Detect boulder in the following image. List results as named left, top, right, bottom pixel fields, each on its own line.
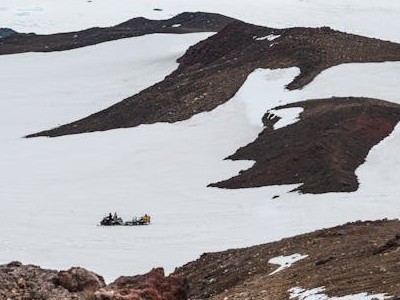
left=57, top=267, right=106, bottom=296
left=94, top=268, right=189, bottom=300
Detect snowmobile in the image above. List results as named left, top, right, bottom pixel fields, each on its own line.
left=99, top=215, right=151, bottom=226
left=100, top=216, right=124, bottom=226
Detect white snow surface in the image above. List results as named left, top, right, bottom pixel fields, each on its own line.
left=2, top=0, right=400, bottom=285
left=1, top=0, right=400, bottom=43
left=268, top=253, right=308, bottom=275
left=2, top=46, right=400, bottom=281
left=269, top=107, right=304, bottom=130
left=255, top=34, right=281, bottom=41
left=289, top=287, right=390, bottom=300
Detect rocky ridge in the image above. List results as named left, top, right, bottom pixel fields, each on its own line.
left=0, top=12, right=236, bottom=55
left=26, top=20, right=400, bottom=138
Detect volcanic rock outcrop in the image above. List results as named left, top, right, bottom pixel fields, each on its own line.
left=0, top=263, right=187, bottom=300
left=27, top=20, right=400, bottom=138
left=211, top=97, right=400, bottom=193
left=0, top=262, right=105, bottom=299
left=0, top=12, right=236, bottom=55
left=94, top=268, right=188, bottom=300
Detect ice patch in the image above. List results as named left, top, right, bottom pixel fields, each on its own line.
left=289, top=286, right=390, bottom=300
left=268, top=253, right=308, bottom=275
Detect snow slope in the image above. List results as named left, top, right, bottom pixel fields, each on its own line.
left=1, top=0, right=400, bottom=286
left=1, top=39, right=400, bottom=281
left=1, top=0, right=400, bottom=43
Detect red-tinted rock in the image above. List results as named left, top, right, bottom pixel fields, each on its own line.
left=211, top=97, right=400, bottom=193
left=94, top=268, right=189, bottom=300
left=57, top=267, right=106, bottom=295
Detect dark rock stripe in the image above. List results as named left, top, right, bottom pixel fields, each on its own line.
left=0, top=12, right=236, bottom=55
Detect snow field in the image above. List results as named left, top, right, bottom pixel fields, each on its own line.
left=2, top=41, right=400, bottom=281
left=1, top=0, right=400, bottom=286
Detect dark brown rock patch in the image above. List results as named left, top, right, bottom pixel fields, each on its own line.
left=0, top=264, right=187, bottom=300
left=94, top=268, right=188, bottom=300
left=0, top=12, right=236, bottom=55
left=211, top=97, right=400, bottom=194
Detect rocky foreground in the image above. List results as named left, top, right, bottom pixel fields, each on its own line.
left=0, top=263, right=187, bottom=300
left=2, top=219, right=400, bottom=299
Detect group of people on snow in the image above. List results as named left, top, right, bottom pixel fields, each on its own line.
left=102, top=212, right=151, bottom=226
left=107, top=212, right=119, bottom=222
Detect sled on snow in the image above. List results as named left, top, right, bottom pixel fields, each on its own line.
left=99, top=215, right=151, bottom=226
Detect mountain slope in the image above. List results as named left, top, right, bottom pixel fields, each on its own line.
left=174, top=219, right=400, bottom=300
left=27, top=21, right=400, bottom=138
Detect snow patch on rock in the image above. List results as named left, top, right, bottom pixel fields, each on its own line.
left=268, top=253, right=308, bottom=275
left=289, top=286, right=390, bottom=300
left=269, top=107, right=304, bottom=129
left=255, top=34, right=281, bottom=41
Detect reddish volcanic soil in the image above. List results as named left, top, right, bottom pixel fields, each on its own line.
left=211, top=97, right=400, bottom=194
